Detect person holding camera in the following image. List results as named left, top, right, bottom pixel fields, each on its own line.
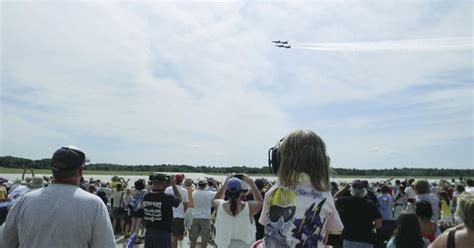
left=164, top=174, right=189, bottom=248
left=142, top=174, right=182, bottom=248
left=213, top=173, right=263, bottom=248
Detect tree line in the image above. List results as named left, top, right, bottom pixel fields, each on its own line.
left=0, top=155, right=473, bottom=177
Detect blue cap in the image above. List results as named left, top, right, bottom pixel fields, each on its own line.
left=227, top=178, right=242, bottom=192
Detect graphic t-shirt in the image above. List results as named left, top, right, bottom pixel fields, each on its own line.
left=377, top=193, right=394, bottom=220
left=259, top=175, right=343, bottom=248
left=165, top=185, right=188, bottom=218
left=143, top=191, right=180, bottom=232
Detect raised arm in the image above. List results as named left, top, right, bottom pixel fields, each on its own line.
left=213, top=173, right=234, bottom=208
left=170, top=176, right=182, bottom=203
left=243, top=174, right=263, bottom=217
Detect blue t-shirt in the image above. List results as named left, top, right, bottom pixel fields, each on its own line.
left=377, top=193, right=393, bottom=220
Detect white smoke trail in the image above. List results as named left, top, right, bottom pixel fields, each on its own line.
left=291, top=37, right=473, bottom=52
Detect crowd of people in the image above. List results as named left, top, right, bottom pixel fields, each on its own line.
left=0, top=129, right=473, bottom=248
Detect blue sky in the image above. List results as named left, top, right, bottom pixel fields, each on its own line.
left=1, top=1, right=472, bottom=169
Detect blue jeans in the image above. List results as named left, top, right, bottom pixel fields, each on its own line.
left=343, top=239, right=373, bottom=248
left=145, top=228, right=172, bottom=248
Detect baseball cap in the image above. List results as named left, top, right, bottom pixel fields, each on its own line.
left=352, top=180, right=364, bottom=189
left=227, top=178, right=242, bottom=193
left=198, top=178, right=207, bottom=185
left=175, top=174, right=184, bottom=184
left=184, top=178, right=193, bottom=186
left=51, top=146, right=87, bottom=178
left=151, top=174, right=168, bottom=183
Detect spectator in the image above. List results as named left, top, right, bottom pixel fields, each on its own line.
left=452, top=184, right=465, bottom=218
left=165, top=174, right=189, bottom=248
left=123, top=188, right=133, bottom=238
left=245, top=178, right=266, bottom=241
left=465, top=179, right=474, bottom=193
left=184, top=178, right=195, bottom=239
left=377, top=185, right=394, bottom=220
left=1, top=146, right=115, bottom=248
left=129, top=179, right=146, bottom=241
left=142, top=174, right=182, bottom=248
left=414, top=179, right=439, bottom=223
left=430, top=193, right=474, bottom=248
left=336, top=180, right=382, bottom=248
left=190, top=178, right=216, bottom=248
left=404, top=178, right=416, bottom=212
left=415, top=200, right=440, bottom=243
left=258, top=129, right=343, bottom=248
left=214, top=175, right=263, bottom=248
left=439, top=191, right=453, bottom=227
left=393, top=187, right=405, bottom=219
left=111, top=183, right=125, bottom=235
left=386, top=213, right=429, bottom=248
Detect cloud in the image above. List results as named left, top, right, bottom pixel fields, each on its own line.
left=1, top=1, right=472, bottom=169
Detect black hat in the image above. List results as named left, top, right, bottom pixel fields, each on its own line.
left=151, top=174, right=168, bottom=183
left=51, top=146, right=86, bottom=178
left=351, top=180, right=365, bottom=189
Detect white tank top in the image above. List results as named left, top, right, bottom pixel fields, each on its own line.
left=214, top=200, right=255, bottom=247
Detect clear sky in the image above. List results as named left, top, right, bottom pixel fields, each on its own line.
left=1, top=1, right=473, bottom=169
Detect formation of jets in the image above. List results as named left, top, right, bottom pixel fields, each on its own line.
left=272, top=40, right=291, bottom=49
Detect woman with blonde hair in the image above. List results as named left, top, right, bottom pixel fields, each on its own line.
left=255, top=129, right=343, bottom=248
left=431, top=193, right=474, bottom=248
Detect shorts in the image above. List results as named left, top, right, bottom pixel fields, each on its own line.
left=145, top=228, right=172, bottom=248
left=172, top=218, right=185, bottom=237
left=131, top=209, right=144, bottom=218
left=112, top=208, right=124, bottom=219
left=190, top=218, right=211, bottom=241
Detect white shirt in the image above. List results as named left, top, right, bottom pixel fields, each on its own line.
left=1, top=184, right=115, bottom=248
left=192, top=189, right=216, bottom=219
left=405, top=186, right=416, bottom=199
left=165, top=185, right=189, bottom=218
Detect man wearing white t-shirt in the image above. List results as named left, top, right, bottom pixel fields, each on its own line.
left=404, top=178, right=416, bottom=212
left=190, top=178, right=216, bottom=248
left=165, top=174, right=189, bottom=248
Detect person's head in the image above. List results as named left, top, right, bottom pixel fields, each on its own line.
left=408, top=178, right=415, bottom=186
left=88, top=184, right=97, bottom=193
left=277, top=129, right=330, bottom=191
left=415, top=200, right=433, bottom=221
left=51, top=146, right=86, bottom=185
left=197, top=178, right=207, bottom=189
left=395, top=180, right=401, bottom=186
left=456, top=193, right=474, bottom=230
left=394, top=213, right=424, bottom=248
left=175, top=174, right=184, bottom=185
left=413, top=180, right=430, bottom=195
left=184, top=178, right=193, bottom=187
left=466, top=179, right=474, bottom=187
left=381, top=185, right=390, bottom=194
left=456, top=184, right=465, bottom=193
left=150, top=174, right=169, bottom=192
left=134, top=179, right=145, bottom=191
left=115, top=183, right=122, bottom=191
left=351, top=180, right=367, bottom=198
left=226, top=178, right=242, bottom=216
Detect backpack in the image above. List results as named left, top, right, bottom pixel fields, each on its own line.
left=128, top=191, right=144, bottom=212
